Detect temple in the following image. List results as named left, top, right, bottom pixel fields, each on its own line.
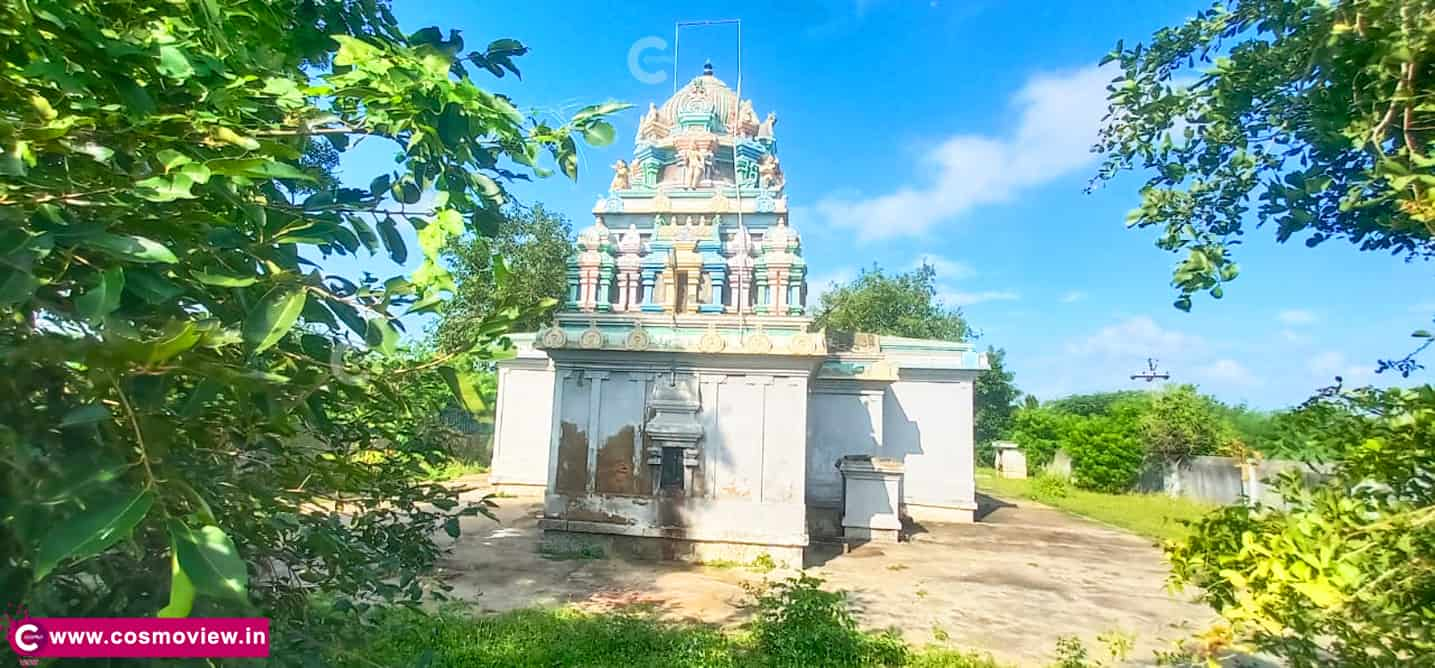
left=489, top=63, right=989, bottom=566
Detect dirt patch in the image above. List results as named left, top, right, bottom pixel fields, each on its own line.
left=440, top=482, right=1213, bottom=666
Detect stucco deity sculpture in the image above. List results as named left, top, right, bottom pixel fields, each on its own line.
left=681, top=146, right=711, bottom=190
left=614, top=224, right=643, bottom=311
left=736, top=100, right=759, bottom=137
left=761, top=216, right=799, bottom=313
left=637, top=102, right=667, bottom=142
left=726, top=225, right=755, bottom=313
left=758, top=111, right=777, bottom=139
left=758, top=154, right=785, bottom=191
left=609, top=159, right=630, bottom=192
left=575, top=218, right=611, bottom=312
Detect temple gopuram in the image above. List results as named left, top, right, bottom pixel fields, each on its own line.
left=489, top=63, right=989, bottom=566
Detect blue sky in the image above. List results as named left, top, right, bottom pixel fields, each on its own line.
left=334, top=0, right=1433, bottom=410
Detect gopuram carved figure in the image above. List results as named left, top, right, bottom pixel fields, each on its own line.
left=736, top=100, right=759, bottom=137
left=609, top=159, right=630, bottom=192
left=758, top=111, right=777, bottom=139
left=759, top=154, right=785, bottom=191
left=681, top=146, right=711, bottom=190
left=637, top=102, right=667, bottom=141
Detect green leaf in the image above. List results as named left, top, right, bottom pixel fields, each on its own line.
left=350, top=216, right=380, bottom=254
left=156, top=149, right=192, bottom=171
left=33, top=488, right=155, bottom=581
left=157, top=552, right=196, bottom=618
left=75, top=266, right=125, bottom=322
left=365, top=317, right=399, bottom=355
left=135, top=174, right=198, bottom=202
left=378, top=217, right=407, bottom=264
left=243, top=286, right=306, bottom=353
left=60, top=403, right=111, bottom=427
left=192, top=269, right=257, bottom=287
left=471, top=173, right=502, bottom=204
left=87, top=234, right=179, bottom=263
left=437, top=103, right=467, bottom=147
left=0, top=267, right=39, bottom=305
left=438, top=365, right=485, bottom=413
left=444, top=517, right=461, bottom=539
left=167, top=521, right=248, bottom=602
left=582, top=121, right=616, bottom=147
left=208, top=158, right=313, bottom=181
left=572, top=101, right=630, bottom=124
left=157, top=45, right=196, bottom=80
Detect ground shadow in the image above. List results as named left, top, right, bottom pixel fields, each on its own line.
left=974, top=491, right=1017, bottom=521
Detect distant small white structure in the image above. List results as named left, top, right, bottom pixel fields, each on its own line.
left=837, top=456, right=905, bottom=543
left=993, top=441, right=1027, bottom=479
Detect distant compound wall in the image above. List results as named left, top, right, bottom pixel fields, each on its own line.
left=1133, top=455, right=1330, bottom=506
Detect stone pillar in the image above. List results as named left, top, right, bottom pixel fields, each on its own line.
left=837, top=455, right=904, bottom=543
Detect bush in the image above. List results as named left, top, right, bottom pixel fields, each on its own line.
left=1141, top=385, right=1235, bottom=463
left=749, top=572, right=908, bottom=666
left=1010, top=407, right=1073, bottom=469
left=1029, top=473, right=1073, bottom=503
left=1168, top=386, right=1435, bottom=666
left=1064, top=415, right=1146, bottom=493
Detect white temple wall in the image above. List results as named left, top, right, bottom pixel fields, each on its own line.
left=806, top=381, right=885, bottom=508
left=884, top=370, right=980, bottom=523
left=537, top=354, right=815, bottom=565
left=489, top=357, right=554, bottom=491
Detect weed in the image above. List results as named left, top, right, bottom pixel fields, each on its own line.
left=539, top=544, right=605, bottom=561
left=1029, top=473, right=1072, bottom=503
left=749, top=552, right=777, bottom=573
left=748, top=572, right=908, bottom=666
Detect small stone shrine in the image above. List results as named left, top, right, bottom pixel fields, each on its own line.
left=489, top=63, right=989, bottom=566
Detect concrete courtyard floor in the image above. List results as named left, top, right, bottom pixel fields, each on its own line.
left=436, top=480, right=1214, bottom=666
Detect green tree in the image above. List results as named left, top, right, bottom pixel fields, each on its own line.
left=433, top=203, right=573, bottom=352
left=1093, top=0, right=1435, bottom=315
left=813, top=264, right=970, bottom=341
left=974, top=347, right=1020, bottom=464
left=1098, top=1, right=1435, bottom=662
left=1063, top=397, right=1149, bottom=493
left=812, top=263, right=1021, bottom=454
left=0, top=0, right=622, bottom=657
left=1141, top=384, right=1235, bottom=463
left=1010, top=406, right=1073, bottom=470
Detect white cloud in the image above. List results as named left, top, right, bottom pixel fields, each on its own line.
left=1307, top=350, right=1376, bottom=385
left=1281, top=329, right=1313, bottom=345
left=1196, top=359, right=1261, bottom=387
left=942, top=289, right=1019, bottom=307
left=1060, top=290, right=1087, bottom=303
left=1278, top=309, right=1318, bottom=325
left=911, top=253, right=973, bottom=280
left=812, top=64, right=1114, bottom=239
left=1066, top=315, right=1204, bottom=360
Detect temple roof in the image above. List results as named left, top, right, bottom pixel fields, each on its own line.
left=657, top=64, right=742, bottom=135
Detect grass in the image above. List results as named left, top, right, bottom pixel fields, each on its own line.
left=700, top=553, right=778, bottom=573
left=342, top=606, right=1007, bottom=668
left=976, top=467, right=1215, bottom=542
left=421, top=458, right=490, bottom=482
